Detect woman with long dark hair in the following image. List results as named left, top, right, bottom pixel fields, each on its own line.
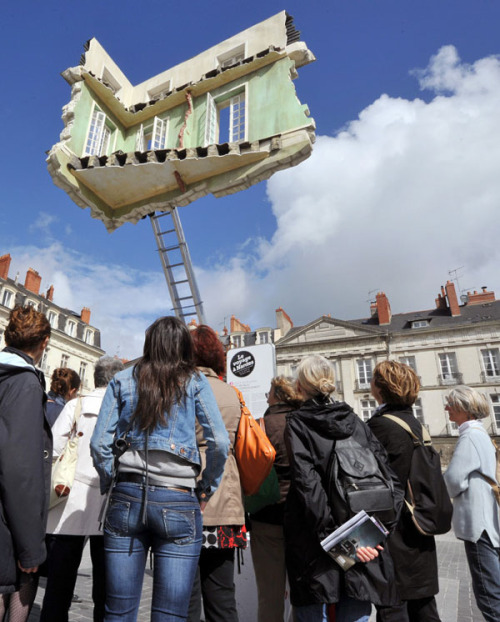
left=90, top=316, right=229, bottom=622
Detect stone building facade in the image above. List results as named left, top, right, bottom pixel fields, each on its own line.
left=0, top=254, right=105, bottom=390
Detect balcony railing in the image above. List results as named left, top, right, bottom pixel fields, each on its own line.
left=355, top=380, right=372, bottom=392
left=438, top=372, right=463, bottom=386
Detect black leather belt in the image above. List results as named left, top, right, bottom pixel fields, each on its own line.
left=116, top=472, right=192, bottom=493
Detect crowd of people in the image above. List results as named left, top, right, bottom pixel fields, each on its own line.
left=1, top=305, right=499, bottom=622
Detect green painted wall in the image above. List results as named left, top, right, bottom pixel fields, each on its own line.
left=68, top=57, right=310, bottom=156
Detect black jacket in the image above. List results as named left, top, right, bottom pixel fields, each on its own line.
left=250, top=402, right=293, bottom=525
left=368, top=404, right=439, bottom=600
left=0, top=347, right=52, bottom=593
left=284, top=397, right=402, bottom=607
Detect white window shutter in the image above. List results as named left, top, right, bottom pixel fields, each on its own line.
left=204, top=93, right=217, bottom=146
left=136, top=124, right=145, bottom=151
left=152, top=117, right=167, bottom=149
left=85, top=109, right=107, bottom=156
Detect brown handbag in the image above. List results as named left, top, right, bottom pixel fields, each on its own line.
left=232, top=386, right=276, bottom=496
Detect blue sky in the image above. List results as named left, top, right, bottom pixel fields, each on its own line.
left=1, top=1, right=500, bottom=357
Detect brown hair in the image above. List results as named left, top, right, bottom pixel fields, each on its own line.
left=372, top=360, right=420, bottom=407
left=50, top=368, right=81, bottom=398
left=191, top=325, right=226, bottom=376
left=271, top=376, right=302, bottom=408
left=4, top=306, right=51, bottom=352
left=133, top=316, right=196, bottom=431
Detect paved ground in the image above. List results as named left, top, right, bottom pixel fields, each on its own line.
left=28, top=531, right=483, bottom=621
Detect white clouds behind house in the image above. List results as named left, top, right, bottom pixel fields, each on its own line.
left=202, top=45, right=500, bottom=327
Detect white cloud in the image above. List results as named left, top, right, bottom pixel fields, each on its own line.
left=29, top=212, right=58, bottom=237
left=202, top=45, right=500, bottom=328
left=7, top=243, right=169, bottom=359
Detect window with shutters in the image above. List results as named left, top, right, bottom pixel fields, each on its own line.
left=136, top=116, right=169, bottom=151
left=204, top=87, right=247, bottom=146
left=84, top=106, right=115, bottom=156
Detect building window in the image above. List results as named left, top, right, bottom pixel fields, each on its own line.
left=232, top=335, right=242, bottom=349
left=204, top=89, right=246, bottom=145
left=411, top=320, right=430, bottom=329
left=41, top=348, right=50, bottom=374
left=217, top=44, right=245, bottom=69
left=66, top=320, right=76, bottom=337
left=79, top=362, right=87, bottom=387
left=48, top=311, right=58, bottom=328
left=439, top=352, right=460, bottom=384
left=356, top=359, right=373, bottom=389
left=412, top=398, right=427, bottom=428
left=147, top=80, right=171, bottom=101
left=400, top=355, right=417, bottom=371
left=84, top=107, right=114, bottom=156
left=482, top=349, right=500, bottom=378
left=258, top=332, right=269, bottom=345
left=136, top=116, right=169, bottom=151
left=84, top=329, right=94, bottom=345
left=490, top=395, right=500, bottom=429
left=1, top=289, right=13, bottom=308
left=359, top=399, right=377, bottom=422
left=101, top=67, right=122, bottom=94
left=60, top=354, right=70, bottom=368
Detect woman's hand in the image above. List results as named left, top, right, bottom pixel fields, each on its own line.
left=356, top=544, right=383, bottom=563
left=18, top=561, right=38, bottom=574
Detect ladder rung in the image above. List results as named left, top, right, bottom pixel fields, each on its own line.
left=167, top=262, right=184, bottom=268
left=177, top=295, right=194, bottom=301
left=158, top=228, right=176, bottom=235
left=172, top=279, right=189, bottom=285
left=159, top=245, right=180, bottom=252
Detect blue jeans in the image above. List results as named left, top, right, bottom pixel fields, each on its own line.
left=103, top=482, right=202, bottom=622
left=293, top=596, right=371, bottom=622
left=464, top=530, right=500, bottom=622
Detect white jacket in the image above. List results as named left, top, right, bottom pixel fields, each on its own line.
left=46, top=388, right=106, bottom=536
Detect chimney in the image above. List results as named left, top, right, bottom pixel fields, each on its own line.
left=0, top=254, right=11, bottom=280
left=230, top=315, right=251, bottom=333
left=46, top=285, right=54, bottom=301
left=80, top=307, right=91, bottom=324
left=466, top=286, right=496, bottom=306
left=24, top=268, right=42, bottom=295
left=445, top=281, right=460, bottom=317
left=376, top=292, right=392, bottom=325
left=435, top=293, right=448, bottom=310
left=275, top=307, right=293, bottom=337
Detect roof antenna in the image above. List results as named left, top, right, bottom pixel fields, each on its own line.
left=448, top=266, right=464, bottom=296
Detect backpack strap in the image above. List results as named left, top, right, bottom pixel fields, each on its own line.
left=382, top=414, right=432, bottom=446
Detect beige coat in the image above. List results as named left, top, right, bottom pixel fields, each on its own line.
left=196, top=367, right=244, bottom=526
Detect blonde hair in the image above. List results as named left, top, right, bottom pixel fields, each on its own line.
left=372, top=360, right=420, bottom=407
left=270, top=376, right=301, bottom=408
left=447, top=386, right=490, bottom=420
left=297, top=355, right=335, bottom=399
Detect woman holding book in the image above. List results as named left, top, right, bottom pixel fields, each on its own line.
left=285, top=355, right=402, bottom=622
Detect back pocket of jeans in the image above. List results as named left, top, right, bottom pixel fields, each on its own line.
left=162, top=508, right=196, bottom=545
left=105, top=498, right=130, bottom=536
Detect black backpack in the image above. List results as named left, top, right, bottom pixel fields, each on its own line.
left=383, top=415, right=453, bottom=536
left=326, top=433, right=404, bottom=529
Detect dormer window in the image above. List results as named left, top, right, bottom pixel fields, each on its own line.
left=48, top=311, right=58, bottom=329
left=84, top=329, right=94, bottom=345
left=101, top=67, right=122, bottom=95
left=217, top=44, right=246, bottom=69
left=1, top=289, right=14, bottom=308
left=66, top=320, right=76, bottom=337
left=147, top=80, right=171, bottom=101
left=411, top=320, right=430, bottom=329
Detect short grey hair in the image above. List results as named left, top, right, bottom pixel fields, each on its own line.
left=447, top=385, right=490, bottom=420
left=94, top=356, right=124, bottom=388
left=297, top=355, right=336, bottom=399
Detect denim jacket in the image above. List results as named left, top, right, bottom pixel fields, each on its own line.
left=90, top=366, right=229, bottom=500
